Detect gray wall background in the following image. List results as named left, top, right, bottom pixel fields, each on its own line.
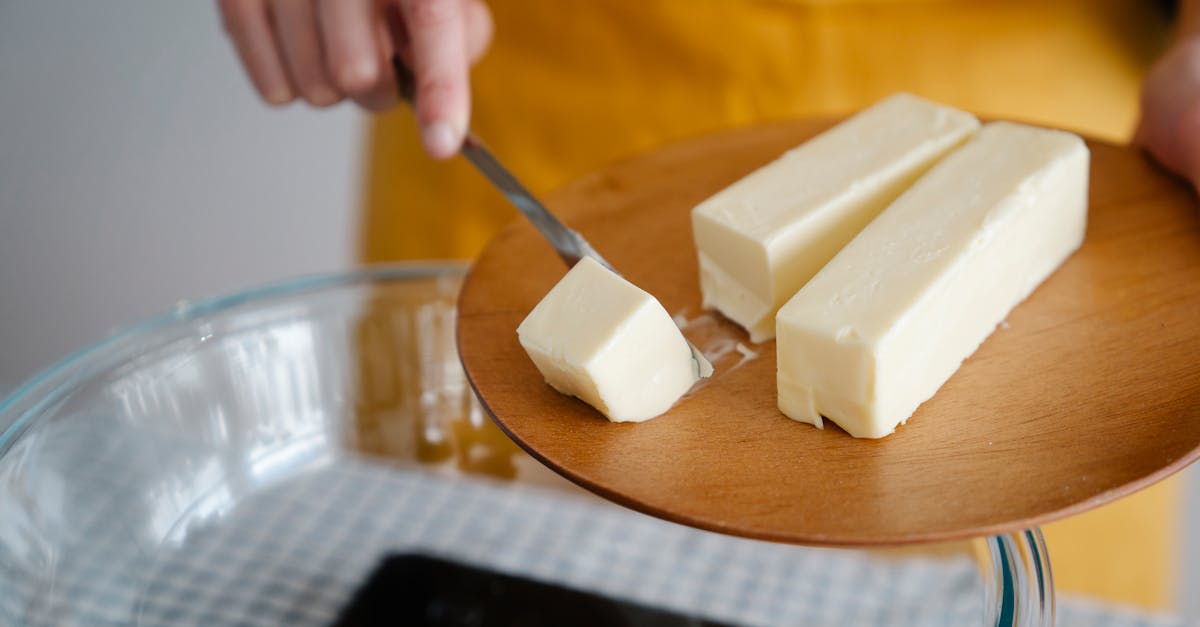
left=0, top=1, right=359, bottom=390
left=0, top=1, right=1196, bottom=620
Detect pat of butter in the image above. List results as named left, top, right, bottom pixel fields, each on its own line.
left=776, top=121, right=1089, bottom=438
left=517, top=256, right=706, bottom=423
left=691, top=93, right=980, bottom=341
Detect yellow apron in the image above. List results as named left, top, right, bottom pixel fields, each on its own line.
left=360, top=0, right=1180, bottom=610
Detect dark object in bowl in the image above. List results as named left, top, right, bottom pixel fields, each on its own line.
left=332, top=553, right=729, bottom=627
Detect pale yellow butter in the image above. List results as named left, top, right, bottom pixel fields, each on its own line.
left=517, top=256, right=704, bottom=423
left=776, top=121, right=1090, bottom=438
left=691, top=93, right=980, bottom=341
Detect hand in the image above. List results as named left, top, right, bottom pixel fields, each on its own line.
left=1135, top=35, right=1200, bottom=192
left=218, top=0, right=493, bottom=159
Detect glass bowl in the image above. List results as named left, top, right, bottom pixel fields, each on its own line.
left=0, top=264, right=1040, bottom=626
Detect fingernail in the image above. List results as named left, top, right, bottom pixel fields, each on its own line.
left=310, top=85, right=341, bottom=107
left=265, top=88, right=293, bottom=106
left=422, top=121, right=459, bottom=159
left=338, top=59, right=378, bottom=93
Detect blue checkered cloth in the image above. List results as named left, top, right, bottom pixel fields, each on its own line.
left=0, top=428, right=1186, bottom=627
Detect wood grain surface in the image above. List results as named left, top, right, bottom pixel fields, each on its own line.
left=456, top=118, right=1200, bottom=547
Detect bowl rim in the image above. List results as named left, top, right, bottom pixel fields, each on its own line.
left=0, top=261, right=468, bottom=454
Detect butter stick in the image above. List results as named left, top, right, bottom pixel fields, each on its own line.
left=776, top=121, right=1089, bottom=438
left=691, top=93, right=979, bottom=341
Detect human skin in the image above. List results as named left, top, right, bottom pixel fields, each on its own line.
left=219, top=0, right=1200, bottom=191
left=1136, top=0, right=1200, bottom=192
left=217, top=0, right=491, bottom=159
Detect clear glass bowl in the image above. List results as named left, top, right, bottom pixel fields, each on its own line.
left=0, top=264, right=1044, bottom=626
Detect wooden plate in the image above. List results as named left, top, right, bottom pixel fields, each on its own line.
left=456, top=118, right=1200, bottom=546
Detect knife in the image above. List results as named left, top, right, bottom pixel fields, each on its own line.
left=391, top=56, right=712, bottom=377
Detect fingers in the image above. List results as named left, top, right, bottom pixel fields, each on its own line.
left=399, top=0, right=471, bottom=159
left=1136, top=38, right=1200, bottom=191
left=269, top=0, right=342, bottom=106
left=316, top=0, right=397, bottom=110
left=1176, top=103, right=1200, bottom=187
left=218, top=0, right=295, bottom=105
left=463, top=0, right=493, bottom=64
left=220, top=0, right=493, bottom=146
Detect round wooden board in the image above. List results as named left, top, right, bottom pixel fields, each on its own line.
left=457, top=118, right=1200, bottom=547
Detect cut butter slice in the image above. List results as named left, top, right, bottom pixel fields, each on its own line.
left=776, top=121, right=1089, bottom=438
left=691, top=93, right=980, bottom=341
left=517, top=256, right=707, bottom=423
